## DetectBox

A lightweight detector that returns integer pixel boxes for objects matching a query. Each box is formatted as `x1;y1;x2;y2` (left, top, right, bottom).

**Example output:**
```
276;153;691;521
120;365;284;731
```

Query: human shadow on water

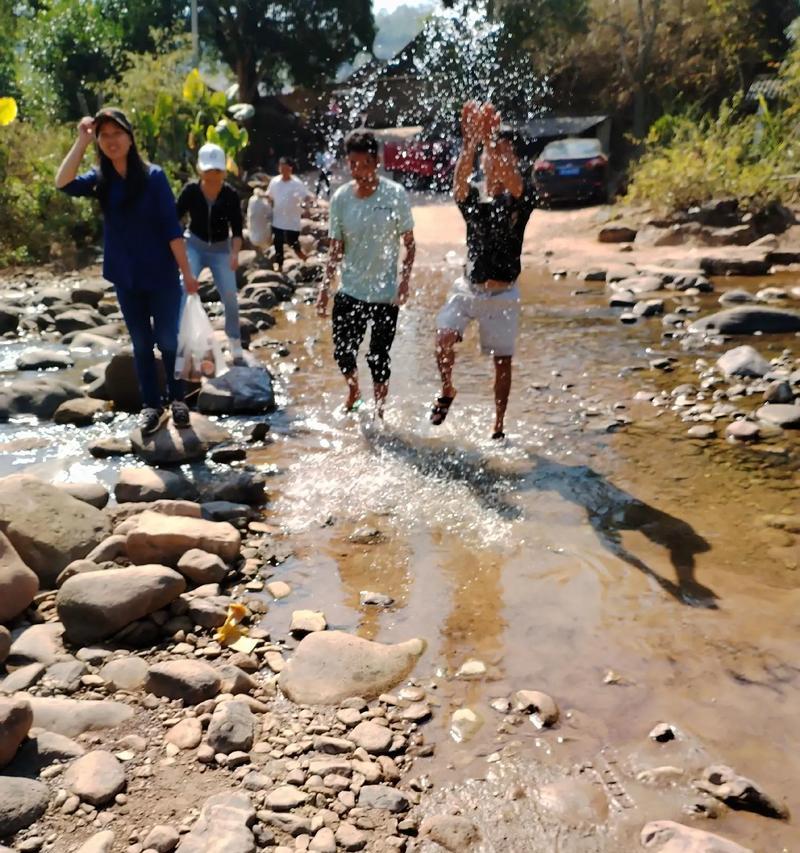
367;430;717;609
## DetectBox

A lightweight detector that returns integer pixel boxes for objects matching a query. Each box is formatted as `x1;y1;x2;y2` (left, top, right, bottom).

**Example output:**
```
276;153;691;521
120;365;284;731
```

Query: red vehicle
382;129;456;190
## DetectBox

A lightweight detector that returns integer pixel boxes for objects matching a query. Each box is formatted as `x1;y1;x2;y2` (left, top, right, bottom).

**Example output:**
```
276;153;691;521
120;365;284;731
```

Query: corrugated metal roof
746;76;783;102
521;115;609;138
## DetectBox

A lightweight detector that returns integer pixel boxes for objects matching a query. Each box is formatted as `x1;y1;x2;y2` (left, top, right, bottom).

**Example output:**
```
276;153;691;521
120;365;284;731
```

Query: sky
373;0;433;12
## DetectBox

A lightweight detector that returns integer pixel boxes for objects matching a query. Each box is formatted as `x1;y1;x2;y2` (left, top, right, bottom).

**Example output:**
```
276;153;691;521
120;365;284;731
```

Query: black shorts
331;291;399;385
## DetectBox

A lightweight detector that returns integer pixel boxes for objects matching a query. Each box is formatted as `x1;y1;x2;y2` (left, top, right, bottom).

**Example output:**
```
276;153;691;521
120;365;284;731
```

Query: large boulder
53;397;109;426
716;346;771;378
0;698;33;767
175;792;255;853
0;532;39;623
114;468;194;503
0;776;49;837
53;307;105;335
103;349;166;413
130;413;232;466
145;660;221;705
197;366;275;415
206;701;255;754
63;750;126;806
690;307;800;335
24;697;132;738
279;631;426;705
756;403;800;428
56;565;186;645
0;377;85;419
0;304;21;335
0;475;110;588
15;348;74;371
126;511;241;565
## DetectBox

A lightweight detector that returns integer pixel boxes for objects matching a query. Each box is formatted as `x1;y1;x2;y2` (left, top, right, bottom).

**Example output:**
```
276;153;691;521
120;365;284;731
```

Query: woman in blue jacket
56;108;200;435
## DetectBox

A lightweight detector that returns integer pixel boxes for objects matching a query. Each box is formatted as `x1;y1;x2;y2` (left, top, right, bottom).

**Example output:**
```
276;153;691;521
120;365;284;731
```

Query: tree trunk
632;84;649;139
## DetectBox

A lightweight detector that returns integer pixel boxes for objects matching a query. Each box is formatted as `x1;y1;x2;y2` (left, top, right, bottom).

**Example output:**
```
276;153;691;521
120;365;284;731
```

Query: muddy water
1;233;799;848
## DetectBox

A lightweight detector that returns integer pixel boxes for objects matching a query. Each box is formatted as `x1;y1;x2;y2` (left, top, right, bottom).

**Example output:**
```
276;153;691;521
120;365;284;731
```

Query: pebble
290;610;327;635
455;659;487;679
266;581;292;599
349;721;393;754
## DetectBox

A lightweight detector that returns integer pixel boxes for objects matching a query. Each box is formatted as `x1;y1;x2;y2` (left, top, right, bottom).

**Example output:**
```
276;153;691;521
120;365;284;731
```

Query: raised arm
56;117;95;189
453;101;482;204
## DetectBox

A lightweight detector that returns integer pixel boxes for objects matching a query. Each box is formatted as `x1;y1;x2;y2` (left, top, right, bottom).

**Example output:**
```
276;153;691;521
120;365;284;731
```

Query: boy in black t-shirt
431;102;536;439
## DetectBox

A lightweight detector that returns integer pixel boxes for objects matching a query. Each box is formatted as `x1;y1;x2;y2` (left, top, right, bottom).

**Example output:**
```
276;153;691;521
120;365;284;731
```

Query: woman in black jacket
177;143;245;364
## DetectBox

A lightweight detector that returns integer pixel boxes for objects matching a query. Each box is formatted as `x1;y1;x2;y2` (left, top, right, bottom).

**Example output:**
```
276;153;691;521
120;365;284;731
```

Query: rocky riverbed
1;195;799;852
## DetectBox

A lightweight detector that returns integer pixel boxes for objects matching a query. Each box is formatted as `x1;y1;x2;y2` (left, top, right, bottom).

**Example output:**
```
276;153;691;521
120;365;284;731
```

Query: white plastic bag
247;192;273;249
175;294;225;381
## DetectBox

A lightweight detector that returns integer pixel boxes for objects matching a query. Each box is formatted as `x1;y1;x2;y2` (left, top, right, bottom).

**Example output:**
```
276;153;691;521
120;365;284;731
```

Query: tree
198;0;376;104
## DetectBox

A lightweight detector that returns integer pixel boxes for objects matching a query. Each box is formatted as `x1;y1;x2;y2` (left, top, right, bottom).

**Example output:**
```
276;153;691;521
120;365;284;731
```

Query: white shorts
436;277;520;357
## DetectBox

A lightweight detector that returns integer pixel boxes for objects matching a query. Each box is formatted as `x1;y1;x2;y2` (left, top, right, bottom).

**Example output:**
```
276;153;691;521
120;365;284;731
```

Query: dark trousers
115;284;184;409
315;169;331;197
273;227;301;267
332;291;399;385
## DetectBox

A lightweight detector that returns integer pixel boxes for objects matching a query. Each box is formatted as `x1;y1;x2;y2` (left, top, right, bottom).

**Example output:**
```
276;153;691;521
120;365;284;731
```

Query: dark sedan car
532;137;609;204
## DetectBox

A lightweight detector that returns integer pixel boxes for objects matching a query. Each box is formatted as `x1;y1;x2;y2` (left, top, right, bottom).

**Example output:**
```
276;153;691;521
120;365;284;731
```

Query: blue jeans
186;242;241;340
115;284;184;409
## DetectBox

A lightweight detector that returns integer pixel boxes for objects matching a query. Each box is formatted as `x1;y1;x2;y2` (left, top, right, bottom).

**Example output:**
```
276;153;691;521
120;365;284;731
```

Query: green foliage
0;123;98;265
198;0;375;103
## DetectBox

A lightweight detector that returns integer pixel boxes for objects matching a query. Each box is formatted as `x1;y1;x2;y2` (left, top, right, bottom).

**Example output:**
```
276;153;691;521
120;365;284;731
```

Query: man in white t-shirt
267;156;313;270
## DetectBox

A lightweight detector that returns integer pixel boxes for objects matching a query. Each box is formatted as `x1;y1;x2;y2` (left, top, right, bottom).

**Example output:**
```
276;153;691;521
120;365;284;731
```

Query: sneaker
140;406;167;435
170;400;191;428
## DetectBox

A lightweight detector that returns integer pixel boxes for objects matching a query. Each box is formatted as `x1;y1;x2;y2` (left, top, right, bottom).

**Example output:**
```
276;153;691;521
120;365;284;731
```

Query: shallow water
1;228;799;848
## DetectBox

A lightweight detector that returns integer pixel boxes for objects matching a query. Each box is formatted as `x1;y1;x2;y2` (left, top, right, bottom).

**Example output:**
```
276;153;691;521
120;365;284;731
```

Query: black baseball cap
94;107;134;135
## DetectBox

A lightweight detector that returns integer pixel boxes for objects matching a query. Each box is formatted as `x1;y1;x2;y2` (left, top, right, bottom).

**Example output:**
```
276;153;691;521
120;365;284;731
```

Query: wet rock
102;350;166;413
142;825;180;853
266;581;291;599
0;698;33;767
0;532;39;622
359;590;394;607
0;305;20;335
649;724;677;743
177;549;227;584
763;380;794;404
290;609;327;635
689;307;800;335
25;696;133;737
350;721;392;754
8;623;64;666
53;397;109;426
145;660;221;704
126;511;241;565
130;413;232;466
357;785;408;812
53;307;105;334
75;831;115;853
63;750;125;805
725;420;760;442
455;659;486;679
88;436;132;459
201;501;252;522
633;299;665;317
16;349;73;371
716;346;770;378
207;701;255;754
195;470;267;505
641;820;753;852
0;474;110;587
687;425;715;439
598;225;638;243
265;785;309;811
114;468;193;503
0;776;49;836
57;565;186;645
279;631;425;704
755;403;800;428
197;366;275;415
99;656;149;691
55;482;110;510
166;718;203;750
420;815;480;851
349;526;385;544
696;764;788;819
0;377;85;419
513;690;559;728
718;289;755;306
449;708;483;742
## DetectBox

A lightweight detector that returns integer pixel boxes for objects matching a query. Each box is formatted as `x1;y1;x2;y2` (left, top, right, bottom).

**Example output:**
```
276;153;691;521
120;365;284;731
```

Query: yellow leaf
0;97;18;126
182;69;205;103
226;156;238;176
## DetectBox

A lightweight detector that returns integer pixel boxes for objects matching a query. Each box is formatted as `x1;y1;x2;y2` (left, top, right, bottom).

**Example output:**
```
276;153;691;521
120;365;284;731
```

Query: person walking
431;101;536;440
314;148;335;198
316;131;415;418
56;107;199;434
267;156;313;271
177;143;245;365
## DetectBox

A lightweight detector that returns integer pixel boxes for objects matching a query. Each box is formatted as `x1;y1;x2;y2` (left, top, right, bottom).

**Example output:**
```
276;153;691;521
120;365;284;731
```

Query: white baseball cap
197;142;226;172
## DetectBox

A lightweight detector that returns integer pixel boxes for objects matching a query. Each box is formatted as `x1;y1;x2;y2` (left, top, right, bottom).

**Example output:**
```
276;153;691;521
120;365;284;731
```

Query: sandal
430;395;455;426
491;430;506;441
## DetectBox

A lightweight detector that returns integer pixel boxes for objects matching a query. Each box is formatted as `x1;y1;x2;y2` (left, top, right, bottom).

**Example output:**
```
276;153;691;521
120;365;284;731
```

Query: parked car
383;126;458;191
532;137;608;204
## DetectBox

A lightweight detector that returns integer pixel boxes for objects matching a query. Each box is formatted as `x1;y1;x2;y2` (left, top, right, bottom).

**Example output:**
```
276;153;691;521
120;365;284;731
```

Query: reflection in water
369;429;715;608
